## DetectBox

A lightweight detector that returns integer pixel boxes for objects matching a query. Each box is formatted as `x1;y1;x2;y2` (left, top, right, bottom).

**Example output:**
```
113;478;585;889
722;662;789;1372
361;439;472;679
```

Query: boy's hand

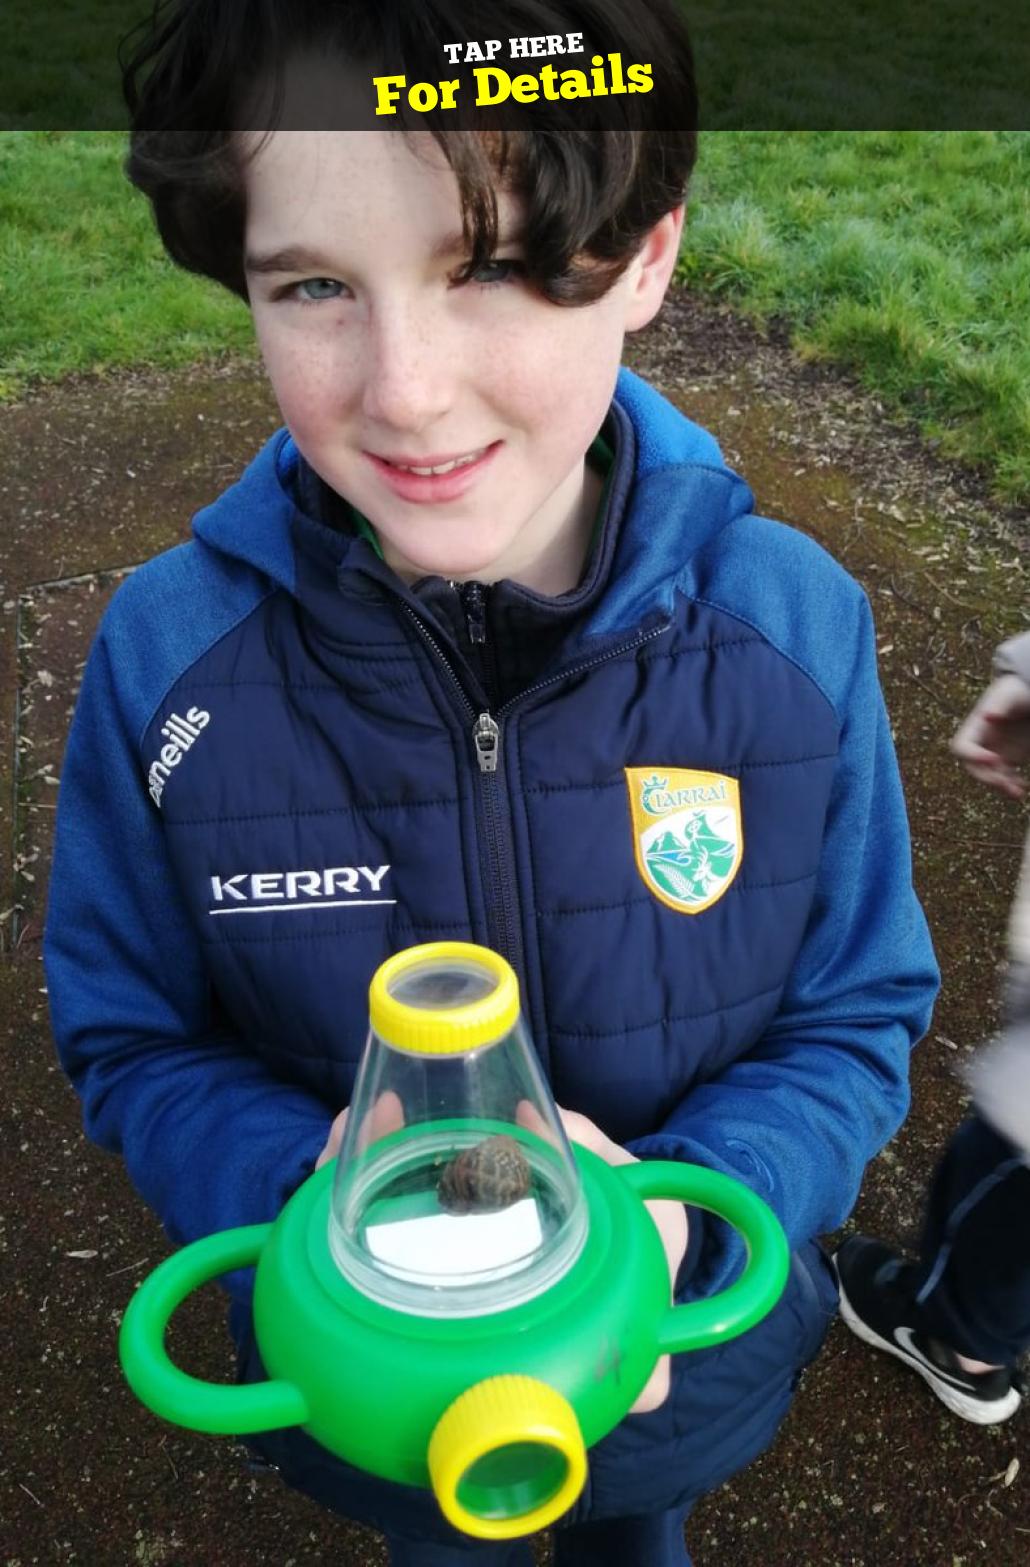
315;1091;405;1170
316;1098;688;1412
316;1106;350;1170
536;1103;689;1414
951;673;1030;800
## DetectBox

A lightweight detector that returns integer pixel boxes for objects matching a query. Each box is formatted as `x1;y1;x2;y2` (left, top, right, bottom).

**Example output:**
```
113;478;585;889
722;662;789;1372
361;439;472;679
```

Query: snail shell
437;1134;532;1214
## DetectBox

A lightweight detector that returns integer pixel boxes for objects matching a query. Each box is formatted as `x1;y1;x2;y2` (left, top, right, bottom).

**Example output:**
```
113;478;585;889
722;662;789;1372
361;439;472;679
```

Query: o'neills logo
147;707;211;807
625;767;743;915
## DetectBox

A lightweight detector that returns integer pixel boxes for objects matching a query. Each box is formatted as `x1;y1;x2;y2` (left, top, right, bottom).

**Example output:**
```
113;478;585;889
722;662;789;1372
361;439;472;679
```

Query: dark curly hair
121;0;698;306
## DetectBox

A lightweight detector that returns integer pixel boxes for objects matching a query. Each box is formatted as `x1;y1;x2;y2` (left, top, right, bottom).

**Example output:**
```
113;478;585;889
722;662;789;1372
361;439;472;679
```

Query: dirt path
1;293;1027;1565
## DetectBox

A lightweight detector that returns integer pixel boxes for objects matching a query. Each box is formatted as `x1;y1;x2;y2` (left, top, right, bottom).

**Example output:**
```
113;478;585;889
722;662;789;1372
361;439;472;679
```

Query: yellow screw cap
368;942;520;1055
428;1374;587;1540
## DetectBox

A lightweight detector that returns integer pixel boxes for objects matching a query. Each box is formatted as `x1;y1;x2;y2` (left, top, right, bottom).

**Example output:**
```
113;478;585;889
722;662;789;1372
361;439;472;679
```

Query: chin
415;556;501;582
391;533;514;584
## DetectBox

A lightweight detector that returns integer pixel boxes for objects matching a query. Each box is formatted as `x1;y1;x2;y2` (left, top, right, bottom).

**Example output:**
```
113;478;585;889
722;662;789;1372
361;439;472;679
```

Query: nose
360;299;454;433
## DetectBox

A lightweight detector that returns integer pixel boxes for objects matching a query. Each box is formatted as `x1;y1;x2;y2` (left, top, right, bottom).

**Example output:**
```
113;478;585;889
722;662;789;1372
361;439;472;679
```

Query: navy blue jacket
45;368;938;1525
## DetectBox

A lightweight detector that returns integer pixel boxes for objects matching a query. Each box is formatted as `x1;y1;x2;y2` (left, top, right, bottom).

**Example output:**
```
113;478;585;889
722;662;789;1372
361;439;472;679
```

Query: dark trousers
385;1507;690;1565
914;1113;1030;1365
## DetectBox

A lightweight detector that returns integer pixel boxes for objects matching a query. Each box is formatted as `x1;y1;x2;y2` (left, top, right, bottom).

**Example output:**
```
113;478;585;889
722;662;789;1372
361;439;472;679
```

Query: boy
45;3;939;1562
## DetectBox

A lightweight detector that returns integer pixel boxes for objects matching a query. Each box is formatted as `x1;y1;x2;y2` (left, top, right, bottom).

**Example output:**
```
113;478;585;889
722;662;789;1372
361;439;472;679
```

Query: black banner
0;0;1027;131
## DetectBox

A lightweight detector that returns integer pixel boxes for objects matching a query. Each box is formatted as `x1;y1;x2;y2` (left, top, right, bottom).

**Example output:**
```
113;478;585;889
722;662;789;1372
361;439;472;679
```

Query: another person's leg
836;1114;1029;1422
914;1113;1030;1364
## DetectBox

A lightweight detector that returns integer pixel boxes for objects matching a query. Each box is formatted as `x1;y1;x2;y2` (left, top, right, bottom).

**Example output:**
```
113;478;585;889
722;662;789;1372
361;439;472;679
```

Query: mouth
365;441;501;503
373;445;492;476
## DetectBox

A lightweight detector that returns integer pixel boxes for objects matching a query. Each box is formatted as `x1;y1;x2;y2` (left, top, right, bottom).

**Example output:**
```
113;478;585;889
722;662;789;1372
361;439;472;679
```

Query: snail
437;1134;532;1214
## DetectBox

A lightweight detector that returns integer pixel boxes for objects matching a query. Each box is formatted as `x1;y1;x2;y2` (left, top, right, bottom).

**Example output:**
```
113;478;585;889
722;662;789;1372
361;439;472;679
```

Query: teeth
392;449;484;476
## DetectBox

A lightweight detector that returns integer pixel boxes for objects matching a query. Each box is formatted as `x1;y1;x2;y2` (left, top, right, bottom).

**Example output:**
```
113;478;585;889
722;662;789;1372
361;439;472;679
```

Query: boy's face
243;131;681;589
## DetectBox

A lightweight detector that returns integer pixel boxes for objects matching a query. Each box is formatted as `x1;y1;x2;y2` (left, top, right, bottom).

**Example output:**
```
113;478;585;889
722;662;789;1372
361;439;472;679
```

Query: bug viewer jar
120;943;789;1540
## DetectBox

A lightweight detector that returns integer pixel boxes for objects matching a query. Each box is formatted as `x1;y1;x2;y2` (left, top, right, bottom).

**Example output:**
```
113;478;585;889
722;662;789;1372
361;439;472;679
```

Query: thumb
316;1105;349;1170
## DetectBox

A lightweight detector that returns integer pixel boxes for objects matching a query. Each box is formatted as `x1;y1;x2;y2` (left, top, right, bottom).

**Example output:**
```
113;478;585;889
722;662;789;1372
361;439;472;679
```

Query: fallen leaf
985;1458;1020;1487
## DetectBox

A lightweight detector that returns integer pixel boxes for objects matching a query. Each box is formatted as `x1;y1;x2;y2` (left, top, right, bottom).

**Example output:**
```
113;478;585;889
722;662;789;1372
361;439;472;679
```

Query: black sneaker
833;1235;1023;1425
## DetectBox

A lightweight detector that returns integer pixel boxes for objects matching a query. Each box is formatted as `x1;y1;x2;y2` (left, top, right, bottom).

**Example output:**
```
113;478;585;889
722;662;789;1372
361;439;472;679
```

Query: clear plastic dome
328;944;588;1317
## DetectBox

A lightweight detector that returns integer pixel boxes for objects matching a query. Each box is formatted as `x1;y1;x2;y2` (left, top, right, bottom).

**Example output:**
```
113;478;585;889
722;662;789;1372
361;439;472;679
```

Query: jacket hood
191;367;755;637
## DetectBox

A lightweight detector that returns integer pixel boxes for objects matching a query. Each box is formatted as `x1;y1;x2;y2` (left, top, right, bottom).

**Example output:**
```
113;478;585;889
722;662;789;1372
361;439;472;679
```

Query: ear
622;205;686;332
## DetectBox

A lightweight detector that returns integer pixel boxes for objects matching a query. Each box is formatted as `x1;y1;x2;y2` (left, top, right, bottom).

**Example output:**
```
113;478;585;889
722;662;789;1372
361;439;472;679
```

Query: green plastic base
255;1148;664;1485
119;1148;790;1498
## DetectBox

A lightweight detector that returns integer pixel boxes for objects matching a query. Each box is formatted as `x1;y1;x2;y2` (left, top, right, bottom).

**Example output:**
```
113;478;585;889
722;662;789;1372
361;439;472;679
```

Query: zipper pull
459;581;488;645
473;713;500;773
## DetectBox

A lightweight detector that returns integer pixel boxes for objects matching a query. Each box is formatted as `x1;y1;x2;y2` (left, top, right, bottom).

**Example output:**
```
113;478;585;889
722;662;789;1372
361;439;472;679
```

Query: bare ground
1;291;1028;1565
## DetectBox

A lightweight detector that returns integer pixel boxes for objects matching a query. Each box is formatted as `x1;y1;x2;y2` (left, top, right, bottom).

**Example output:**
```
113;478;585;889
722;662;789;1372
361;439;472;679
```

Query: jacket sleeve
44;617;332;1301
994;628;1030;685
627;592;940;1295
989;627;1030;1023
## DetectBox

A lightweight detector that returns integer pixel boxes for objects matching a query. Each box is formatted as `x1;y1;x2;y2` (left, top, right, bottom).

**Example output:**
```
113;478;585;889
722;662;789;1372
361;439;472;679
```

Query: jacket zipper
460;579;488;646
395;597;670;977
457;579;501;711
395;600;524;971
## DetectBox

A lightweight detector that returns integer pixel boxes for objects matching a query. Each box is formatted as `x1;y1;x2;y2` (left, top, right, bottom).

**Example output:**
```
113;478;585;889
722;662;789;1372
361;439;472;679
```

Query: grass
1;131;1028;503
679;132;1030;502
0;131;254;394
0;0;142;129
686;0;1030;131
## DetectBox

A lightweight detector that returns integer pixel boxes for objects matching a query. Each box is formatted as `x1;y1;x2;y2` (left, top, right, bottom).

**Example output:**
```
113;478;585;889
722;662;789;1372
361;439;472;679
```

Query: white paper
366;1198;543;1280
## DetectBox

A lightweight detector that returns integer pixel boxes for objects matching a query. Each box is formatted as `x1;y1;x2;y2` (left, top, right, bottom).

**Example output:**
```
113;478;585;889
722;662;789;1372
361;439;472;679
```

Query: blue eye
294;277;344;302
466;259;524;287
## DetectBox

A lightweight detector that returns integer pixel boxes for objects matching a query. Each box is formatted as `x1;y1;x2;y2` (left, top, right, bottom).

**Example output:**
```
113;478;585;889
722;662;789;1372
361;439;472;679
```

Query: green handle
119;1224;310;1434
617;1162;790;1353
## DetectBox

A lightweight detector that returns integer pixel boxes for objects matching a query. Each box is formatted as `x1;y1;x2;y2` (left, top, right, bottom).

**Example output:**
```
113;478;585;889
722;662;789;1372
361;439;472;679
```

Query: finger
980;728;1030;771
949;731;1021;789
950;735;1005;766
629;1352;671;1414
356;1089;405;1151
981;679;1030;723
645;1198;690;1282
951;707;994;744
953;678;1030;750
963;761;1025;799
556;1107;598;1146
515;1099;555;1142
315;1105;349;1169
369;1089;405;1138
557;1106;632;1164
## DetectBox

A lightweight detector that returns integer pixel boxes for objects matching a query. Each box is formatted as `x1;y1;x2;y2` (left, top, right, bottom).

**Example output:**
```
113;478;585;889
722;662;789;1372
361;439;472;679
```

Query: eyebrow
245;244;341;277
244;230;522;276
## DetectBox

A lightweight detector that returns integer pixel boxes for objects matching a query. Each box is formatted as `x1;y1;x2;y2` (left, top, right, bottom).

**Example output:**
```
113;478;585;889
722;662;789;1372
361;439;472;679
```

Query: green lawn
1;0;149;129
679;132;1030;502
0;132;254;393
1;131;1028;503
686;0;1030;131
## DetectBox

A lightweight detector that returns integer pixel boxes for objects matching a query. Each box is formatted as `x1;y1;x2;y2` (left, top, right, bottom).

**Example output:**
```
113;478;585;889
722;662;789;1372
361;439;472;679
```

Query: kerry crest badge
625;768;743;915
